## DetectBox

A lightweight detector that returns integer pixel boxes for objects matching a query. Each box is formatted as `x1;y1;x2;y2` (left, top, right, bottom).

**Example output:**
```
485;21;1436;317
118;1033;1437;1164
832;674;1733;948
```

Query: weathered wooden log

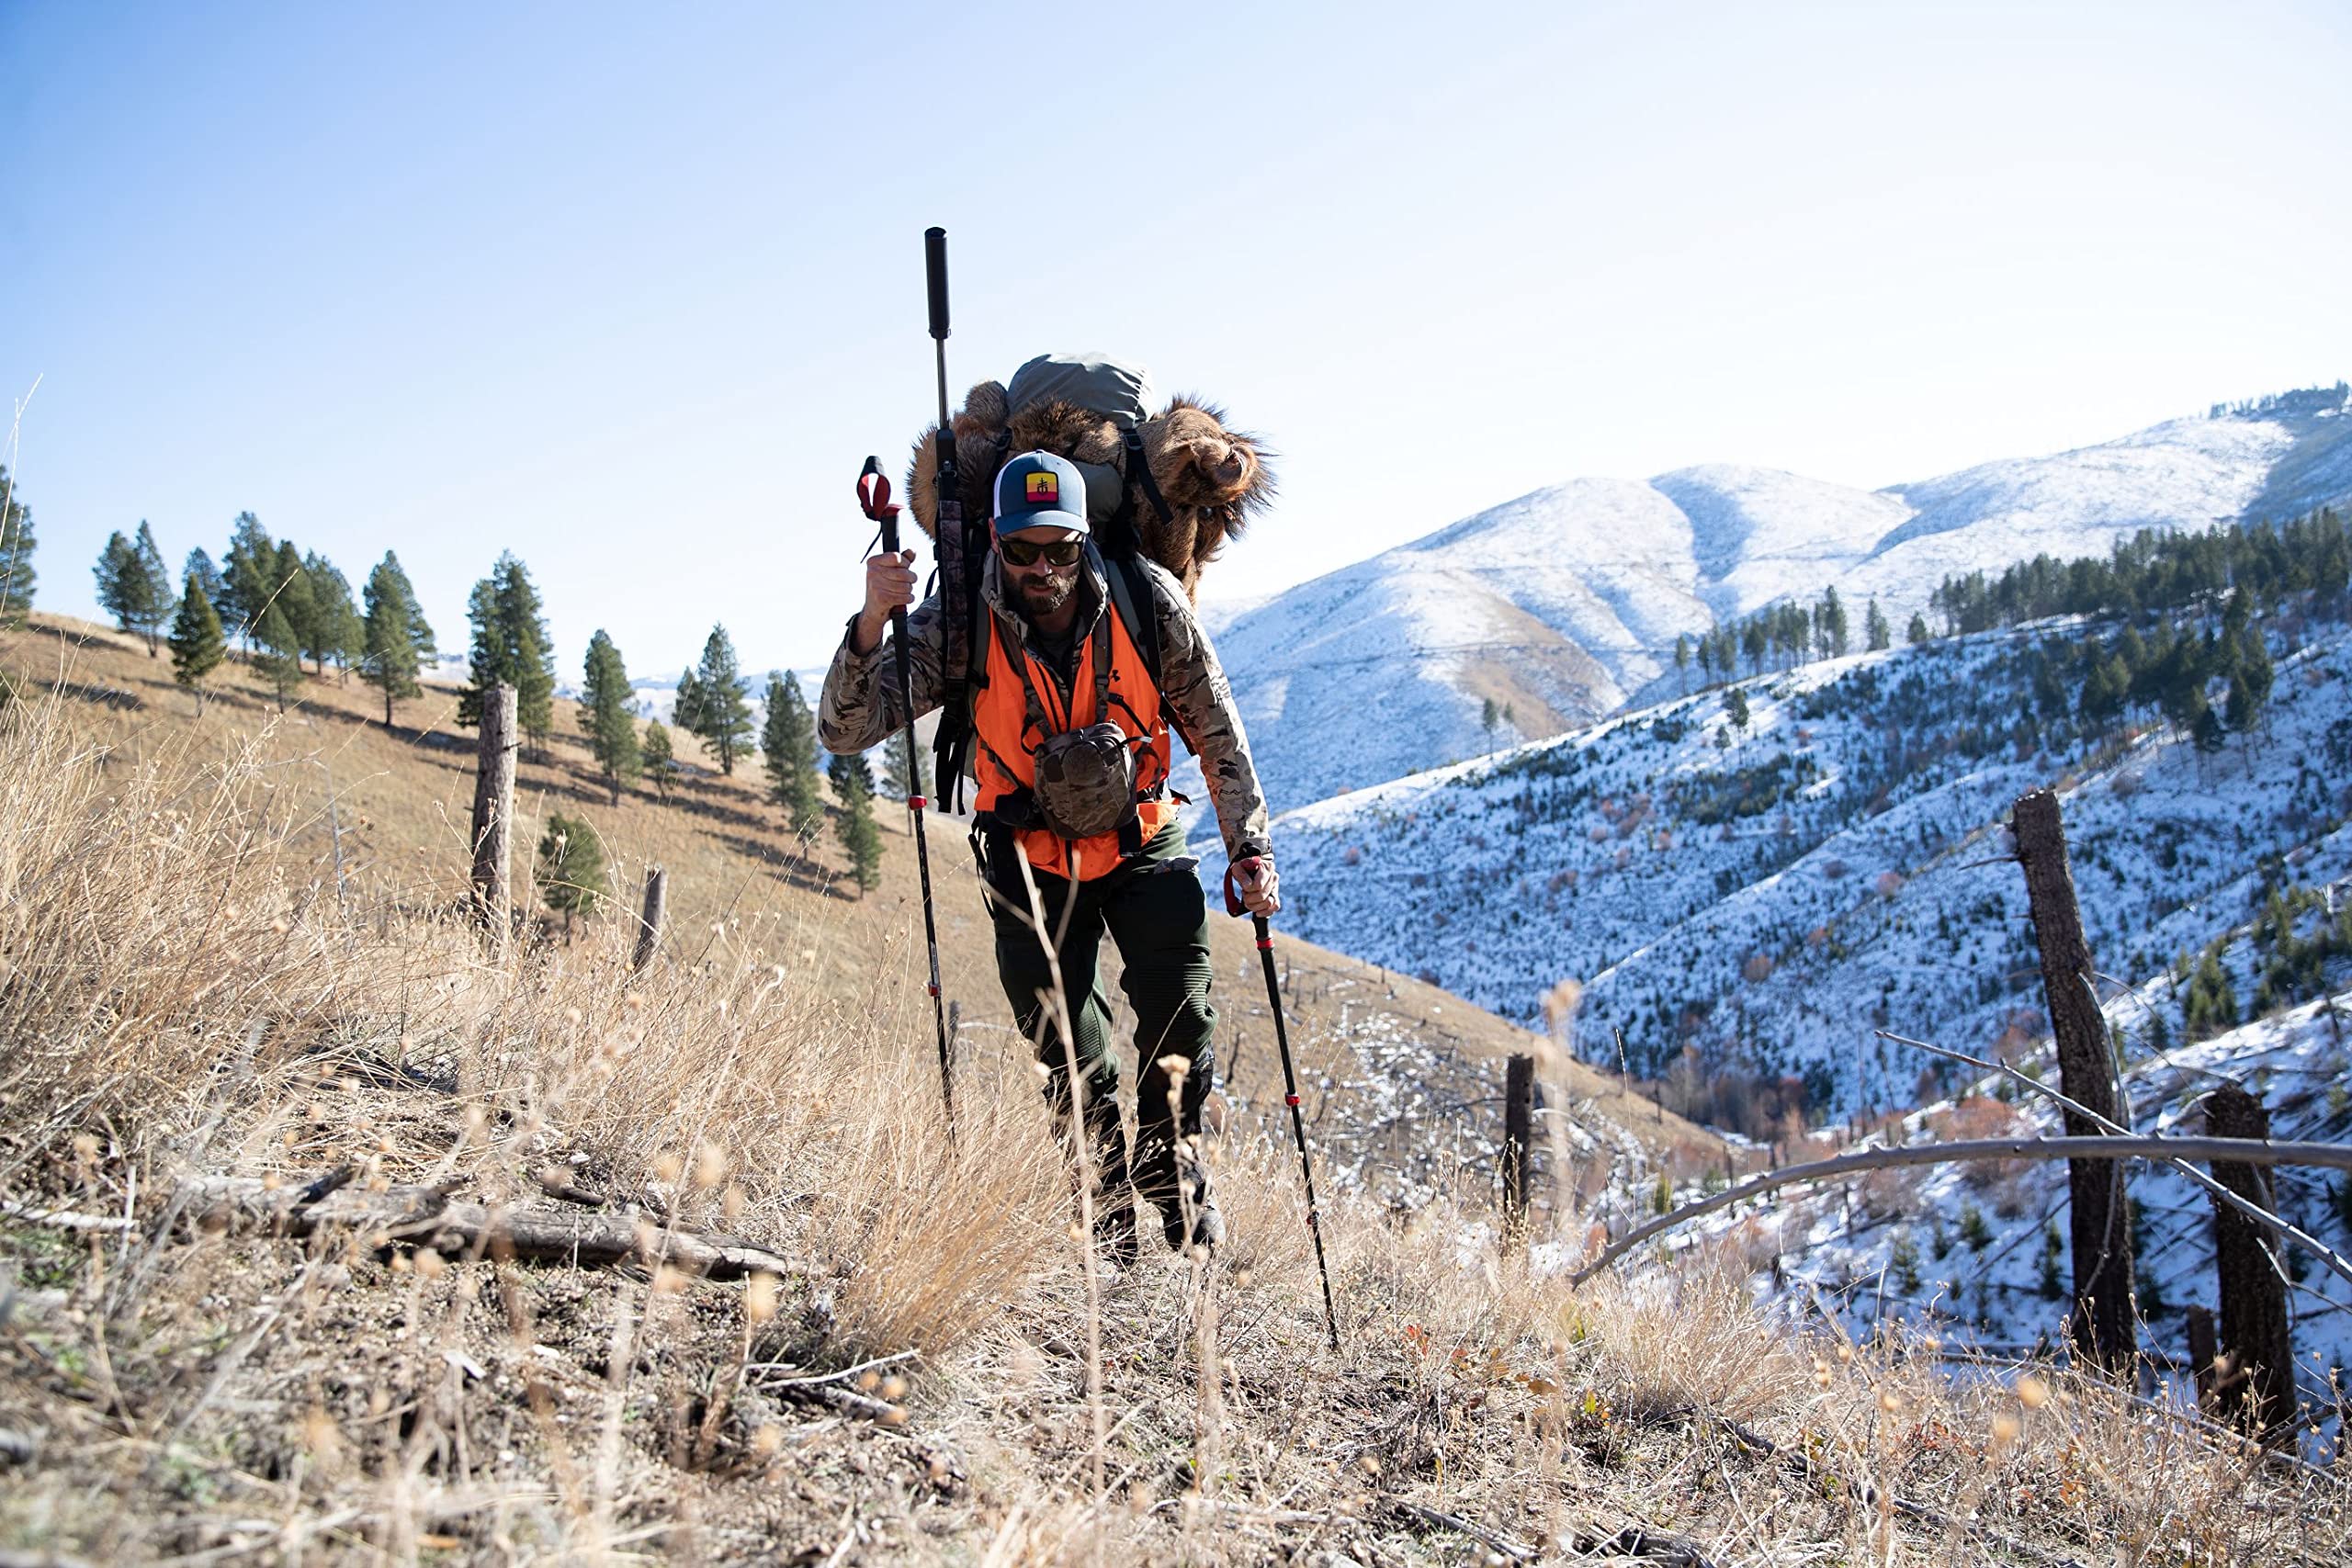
470;682;518;943
2204;1085;2296;1433
1568;1134;2352;1286
2013;787;2134;1373
177;1174;796;1281
2186;1304;2218;1413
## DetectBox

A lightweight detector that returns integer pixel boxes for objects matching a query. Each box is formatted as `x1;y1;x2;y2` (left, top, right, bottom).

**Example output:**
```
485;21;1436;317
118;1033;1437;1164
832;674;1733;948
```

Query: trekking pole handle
858;456;902;553
924;227;951;341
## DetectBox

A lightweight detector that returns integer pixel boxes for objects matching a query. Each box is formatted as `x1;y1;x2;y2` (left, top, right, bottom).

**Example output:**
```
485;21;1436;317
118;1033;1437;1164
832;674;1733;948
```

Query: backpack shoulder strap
1102;554;1161;698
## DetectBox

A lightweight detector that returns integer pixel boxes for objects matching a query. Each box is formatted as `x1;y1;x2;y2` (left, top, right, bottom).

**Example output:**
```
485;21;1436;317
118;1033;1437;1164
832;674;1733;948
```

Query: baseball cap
992;450;1090;536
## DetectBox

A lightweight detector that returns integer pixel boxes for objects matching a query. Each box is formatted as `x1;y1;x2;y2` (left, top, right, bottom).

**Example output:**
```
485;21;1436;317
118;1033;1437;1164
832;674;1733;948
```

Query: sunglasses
998;536;1084;570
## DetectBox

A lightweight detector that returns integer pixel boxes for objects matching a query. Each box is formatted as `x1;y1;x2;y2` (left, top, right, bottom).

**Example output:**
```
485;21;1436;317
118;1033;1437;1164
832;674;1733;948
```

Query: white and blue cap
992;450;1089;536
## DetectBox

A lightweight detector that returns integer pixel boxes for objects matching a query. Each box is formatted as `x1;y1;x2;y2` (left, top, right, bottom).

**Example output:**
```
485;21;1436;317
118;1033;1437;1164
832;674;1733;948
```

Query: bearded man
819;450;1277;1259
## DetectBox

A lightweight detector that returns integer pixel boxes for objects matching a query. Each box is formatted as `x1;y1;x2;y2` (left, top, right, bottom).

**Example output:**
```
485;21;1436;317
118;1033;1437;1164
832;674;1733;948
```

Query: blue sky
6;1;2348;680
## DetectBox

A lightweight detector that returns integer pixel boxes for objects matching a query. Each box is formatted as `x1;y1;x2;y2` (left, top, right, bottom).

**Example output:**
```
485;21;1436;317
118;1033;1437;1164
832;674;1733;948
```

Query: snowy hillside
1220;387;2351;808
1665;984;2352;1443
1267;591;2352;1122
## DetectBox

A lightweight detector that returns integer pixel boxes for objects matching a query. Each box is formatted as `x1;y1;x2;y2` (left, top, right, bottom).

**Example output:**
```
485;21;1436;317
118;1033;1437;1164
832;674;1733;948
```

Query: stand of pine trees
94;522;175;654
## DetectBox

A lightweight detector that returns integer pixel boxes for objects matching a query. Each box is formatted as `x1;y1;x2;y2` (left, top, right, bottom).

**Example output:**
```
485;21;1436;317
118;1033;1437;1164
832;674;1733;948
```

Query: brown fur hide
908;381;1274;604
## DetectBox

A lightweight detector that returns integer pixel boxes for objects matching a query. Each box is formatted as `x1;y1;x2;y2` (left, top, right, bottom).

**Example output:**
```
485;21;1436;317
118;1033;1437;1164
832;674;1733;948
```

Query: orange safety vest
971;604;1177;881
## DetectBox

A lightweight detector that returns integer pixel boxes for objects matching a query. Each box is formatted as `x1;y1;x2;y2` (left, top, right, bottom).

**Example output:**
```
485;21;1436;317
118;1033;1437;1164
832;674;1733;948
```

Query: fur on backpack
907;383;1275;604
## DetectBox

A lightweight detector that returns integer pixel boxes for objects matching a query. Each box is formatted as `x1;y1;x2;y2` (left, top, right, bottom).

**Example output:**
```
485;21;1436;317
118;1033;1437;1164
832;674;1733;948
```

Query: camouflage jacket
818;545;1272;863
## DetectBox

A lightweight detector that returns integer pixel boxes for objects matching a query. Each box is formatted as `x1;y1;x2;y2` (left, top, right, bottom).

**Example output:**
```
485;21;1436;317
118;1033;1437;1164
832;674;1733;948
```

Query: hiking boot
1093;1195;1140;1267
1160;1147;1225;1253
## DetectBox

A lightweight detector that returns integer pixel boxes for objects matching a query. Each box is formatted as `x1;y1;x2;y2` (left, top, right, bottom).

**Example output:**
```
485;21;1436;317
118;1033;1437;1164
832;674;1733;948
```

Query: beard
1017;571;1076;617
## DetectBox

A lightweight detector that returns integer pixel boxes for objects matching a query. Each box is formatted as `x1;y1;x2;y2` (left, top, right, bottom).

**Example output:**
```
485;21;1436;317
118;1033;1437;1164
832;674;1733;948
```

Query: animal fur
908;379;1274;604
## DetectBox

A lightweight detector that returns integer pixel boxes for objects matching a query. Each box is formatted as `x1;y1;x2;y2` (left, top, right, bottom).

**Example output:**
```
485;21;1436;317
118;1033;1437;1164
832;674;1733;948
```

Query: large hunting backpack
910;352;1274;811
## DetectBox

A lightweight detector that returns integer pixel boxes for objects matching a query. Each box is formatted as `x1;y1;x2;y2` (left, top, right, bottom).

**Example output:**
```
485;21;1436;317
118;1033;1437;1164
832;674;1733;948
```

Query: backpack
922;353;1190;810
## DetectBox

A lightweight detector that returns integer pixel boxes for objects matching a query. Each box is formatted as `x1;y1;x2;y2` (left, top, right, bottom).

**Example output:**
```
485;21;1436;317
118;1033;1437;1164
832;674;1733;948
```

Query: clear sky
6;1;2348;680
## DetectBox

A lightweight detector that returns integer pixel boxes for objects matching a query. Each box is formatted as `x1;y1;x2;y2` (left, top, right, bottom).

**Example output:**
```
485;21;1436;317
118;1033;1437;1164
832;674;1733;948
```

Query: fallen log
1570;1134;2352;1286
177;1174;797;1281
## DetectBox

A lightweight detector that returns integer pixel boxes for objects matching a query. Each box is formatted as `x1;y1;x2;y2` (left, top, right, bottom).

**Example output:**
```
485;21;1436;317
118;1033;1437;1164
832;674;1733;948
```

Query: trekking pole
860;455;955;1132
1226;865;1340;1351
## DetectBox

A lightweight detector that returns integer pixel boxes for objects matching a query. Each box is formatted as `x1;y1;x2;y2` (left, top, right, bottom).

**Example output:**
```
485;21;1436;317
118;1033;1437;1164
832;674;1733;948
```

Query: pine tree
671;668;706;744
641;720;676;800
250;594;305;713
94;530;159;644
184;547;227;614
96;523;175;654
0;465;36;625
361;552;429;726
829;750;884;896
536;811;609;938
168;575;227;713
761;671;824;837
1673;633;1690;694
219;512;276;646
581;630;642;805
1481;694;1499;737
300;551;361;677
459;554;555;755
1865;598;1891;652
1905;612;1930;645
883;728;928;817
1817;586;1849;658
685;625;754;775
1722;685;1750;732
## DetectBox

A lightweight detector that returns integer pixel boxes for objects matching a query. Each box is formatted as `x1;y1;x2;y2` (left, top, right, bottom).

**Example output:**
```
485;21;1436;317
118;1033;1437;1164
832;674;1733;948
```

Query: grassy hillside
3;615;2342;1563
3;612;1722;1197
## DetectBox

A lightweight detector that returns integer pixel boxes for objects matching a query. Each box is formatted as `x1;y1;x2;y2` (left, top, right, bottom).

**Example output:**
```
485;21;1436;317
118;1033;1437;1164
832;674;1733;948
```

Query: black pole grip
924;227;951;341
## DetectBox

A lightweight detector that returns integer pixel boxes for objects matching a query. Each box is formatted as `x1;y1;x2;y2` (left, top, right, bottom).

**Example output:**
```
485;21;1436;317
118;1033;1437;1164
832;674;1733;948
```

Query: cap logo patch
1024;471;1059;504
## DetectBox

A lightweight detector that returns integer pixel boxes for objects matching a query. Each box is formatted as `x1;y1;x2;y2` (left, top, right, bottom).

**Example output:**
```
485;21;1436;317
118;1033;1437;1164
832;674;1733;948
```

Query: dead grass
0;625;2346;1563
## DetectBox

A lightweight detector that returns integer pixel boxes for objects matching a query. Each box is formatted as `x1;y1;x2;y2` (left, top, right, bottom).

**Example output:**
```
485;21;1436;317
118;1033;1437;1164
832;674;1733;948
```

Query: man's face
997;526;1084;618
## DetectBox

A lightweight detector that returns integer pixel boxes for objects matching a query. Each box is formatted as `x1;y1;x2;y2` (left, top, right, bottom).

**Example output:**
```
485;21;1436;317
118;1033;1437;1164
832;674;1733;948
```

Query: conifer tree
536;811;609;938
883;728;928;817
685;625;754;775
219;512;276;646
1722;685;1750;732
300;551;362;676
269;539;315;665
251;594;305;713
1673;633;1690;694
641;720;675;800
361;552;431;725
761;671;824;837
1481;695;1499;737
459;554;555;755
1905;612;1930;645
581;630;642;805
0;465;36;625
829;750;884;895
183;547;227;614
1864;598;1891;652
168;575;226;713
95;529;164;649
1816;586;1849;658
671;668;705;743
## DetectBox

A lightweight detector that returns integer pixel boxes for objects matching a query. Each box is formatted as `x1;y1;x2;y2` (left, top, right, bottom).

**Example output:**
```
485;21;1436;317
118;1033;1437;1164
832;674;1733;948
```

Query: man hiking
820;449;1277;1261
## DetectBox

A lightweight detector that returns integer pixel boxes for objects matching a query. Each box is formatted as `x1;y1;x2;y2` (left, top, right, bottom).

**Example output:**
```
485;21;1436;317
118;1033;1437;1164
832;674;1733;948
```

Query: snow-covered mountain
1266;592;2352;1121
1221;387;2351;810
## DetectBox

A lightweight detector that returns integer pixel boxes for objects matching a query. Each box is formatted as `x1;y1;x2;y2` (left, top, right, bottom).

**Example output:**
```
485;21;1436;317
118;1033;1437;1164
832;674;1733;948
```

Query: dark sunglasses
999;536;1084;570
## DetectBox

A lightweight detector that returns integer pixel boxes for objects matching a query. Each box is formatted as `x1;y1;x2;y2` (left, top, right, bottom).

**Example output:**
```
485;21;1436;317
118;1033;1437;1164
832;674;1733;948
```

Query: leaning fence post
630;865;667;975
1501;1053;1534;1234
2012;787;2135;1374
469;681;518;950
2202;1083;2295;1432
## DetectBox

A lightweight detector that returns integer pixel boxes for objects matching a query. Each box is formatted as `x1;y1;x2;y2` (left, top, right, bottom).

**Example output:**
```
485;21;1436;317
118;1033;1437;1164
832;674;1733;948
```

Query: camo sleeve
817;594;946;754
1146;565;1272;863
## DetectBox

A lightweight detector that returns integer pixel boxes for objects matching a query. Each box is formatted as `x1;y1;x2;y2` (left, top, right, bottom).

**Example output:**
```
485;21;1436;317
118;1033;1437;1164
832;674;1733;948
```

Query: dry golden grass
1;620;2345;1564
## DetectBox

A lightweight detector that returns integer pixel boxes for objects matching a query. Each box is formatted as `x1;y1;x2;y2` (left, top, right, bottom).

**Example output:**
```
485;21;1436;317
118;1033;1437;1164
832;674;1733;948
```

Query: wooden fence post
1501;1054;1533;1233
2012;787;2135;1374
2185;1304;2218;1414
630;865;667;975
470;682;518;948
2203;1084;2295;1432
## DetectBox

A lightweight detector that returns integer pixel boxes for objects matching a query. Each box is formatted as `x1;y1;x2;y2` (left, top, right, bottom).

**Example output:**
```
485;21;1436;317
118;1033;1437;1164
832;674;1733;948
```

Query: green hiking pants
977;823;1216;1214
